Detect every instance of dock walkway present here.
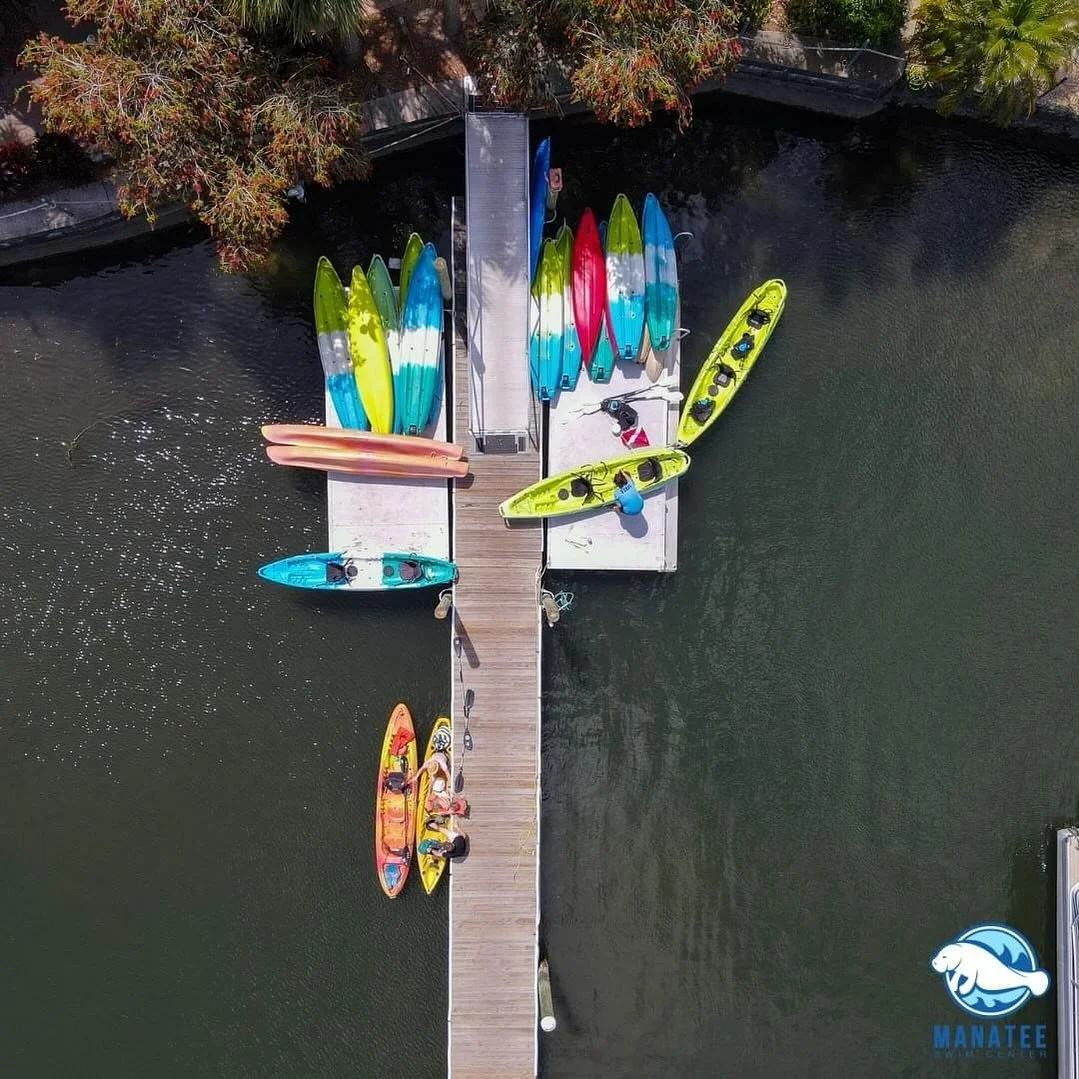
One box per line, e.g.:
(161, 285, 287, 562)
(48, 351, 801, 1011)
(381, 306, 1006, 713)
(448, 113, 542, 1079)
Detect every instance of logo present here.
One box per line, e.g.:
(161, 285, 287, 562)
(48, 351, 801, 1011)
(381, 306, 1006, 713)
(930, 923, 1050, 1018)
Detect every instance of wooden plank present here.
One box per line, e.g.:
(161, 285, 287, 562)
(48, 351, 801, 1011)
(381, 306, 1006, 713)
(448, 184, 542, 1079)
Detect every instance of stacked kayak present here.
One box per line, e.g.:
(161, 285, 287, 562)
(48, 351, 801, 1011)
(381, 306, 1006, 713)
(258, 550, 457, 591)
(398, 244, 444, 436)
(375, 703, 418, 898)
(529, 138, 551, 284)
(262, 424, 468, 479)
(314, 258, 367, 430)
(643, 194, 678, 355)
(605, 194, 646, 363)
(499, 446, 691, 520)
(676, 279, 787, 447)
(313, 240, 445, 439)
(530, 238, 564, 401)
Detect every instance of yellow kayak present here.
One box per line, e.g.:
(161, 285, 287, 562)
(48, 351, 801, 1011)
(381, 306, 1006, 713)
(676, 279, 787, 447)
(499, 446, 690, 520)
(415, 715, 452, 895)
(348, 266, 395, 434)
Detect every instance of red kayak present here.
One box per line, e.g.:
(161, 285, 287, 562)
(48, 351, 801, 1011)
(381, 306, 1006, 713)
(571, 209, 607, 369)
(261, 424, 464, 461)
(265, 444, 469, 479)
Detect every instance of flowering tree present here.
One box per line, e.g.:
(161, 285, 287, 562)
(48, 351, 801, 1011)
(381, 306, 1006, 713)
(470, 0, 741, 129)
(21, 0, 370, 271)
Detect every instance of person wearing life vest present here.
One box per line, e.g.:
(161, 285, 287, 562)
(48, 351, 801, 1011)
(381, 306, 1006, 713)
(612, 470, 644, 516)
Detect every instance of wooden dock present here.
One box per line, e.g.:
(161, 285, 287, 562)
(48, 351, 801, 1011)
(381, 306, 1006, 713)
(448, 114, 542, 1079)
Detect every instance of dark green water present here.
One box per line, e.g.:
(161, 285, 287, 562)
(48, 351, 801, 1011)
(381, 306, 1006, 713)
(2, 102, 1078, 1077)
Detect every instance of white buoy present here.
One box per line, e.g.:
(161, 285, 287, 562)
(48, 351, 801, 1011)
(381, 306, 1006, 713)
(538, 959, 556, 1033)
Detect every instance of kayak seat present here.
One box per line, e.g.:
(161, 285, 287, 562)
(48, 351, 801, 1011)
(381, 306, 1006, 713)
(714, 363, 737, 388)
(398, 560, 422, 582)
(690, 398, 715, 423)
(326, 561, 349, 583)
(384, 769, 407, 792)
(747, 308, 771, 329)
(570, 477, 594, 500)
(636, 458, 661, 483)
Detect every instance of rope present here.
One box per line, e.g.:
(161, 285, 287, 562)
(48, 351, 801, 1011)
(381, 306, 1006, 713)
(552, 591, 574, 612)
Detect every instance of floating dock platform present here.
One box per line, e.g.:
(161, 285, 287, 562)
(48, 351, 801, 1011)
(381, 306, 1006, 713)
(325, 359, 451, 560)
(448, 113, 542, 1079)
(547, 336, 681, 572)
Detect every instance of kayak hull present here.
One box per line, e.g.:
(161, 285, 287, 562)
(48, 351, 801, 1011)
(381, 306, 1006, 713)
(416, 716, 453, 894)
(257, 550, 457, 591)
(398, 244, 444, 436)
(529, 138, 551, 283)
(376, 703, 418, 898)
(676, 279, 787, 447)
(605, 195, 646, 363)
(261, 424, 464, 460)
(367, 254, 402, 433)
(266, 444, 468, 479)
(399, 232, 424, 309)
(529, 238, 564, 400)
(499, 446, 690, 519)
(348, 267, 395, 434)
(572, 209, 606, 369)
(314, 257, 368, 430)
(556, 224, 583, 391)
(643, 193, 678, 353)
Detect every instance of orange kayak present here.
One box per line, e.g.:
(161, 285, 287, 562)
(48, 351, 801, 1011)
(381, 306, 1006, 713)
(376, 703, 418, 898)
(265, 444, 469, 479)
(261, 424, 465, 461)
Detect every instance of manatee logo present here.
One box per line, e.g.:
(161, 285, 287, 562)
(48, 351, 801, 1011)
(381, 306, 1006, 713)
(930, 924, 1050, 1018)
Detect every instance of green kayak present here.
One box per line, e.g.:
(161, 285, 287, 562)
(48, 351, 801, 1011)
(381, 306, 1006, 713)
(499, 446, 690, 520)
(676, 279, 787, 447)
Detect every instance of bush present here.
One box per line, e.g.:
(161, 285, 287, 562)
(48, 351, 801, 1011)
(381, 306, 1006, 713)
(787, 0, 906, 46)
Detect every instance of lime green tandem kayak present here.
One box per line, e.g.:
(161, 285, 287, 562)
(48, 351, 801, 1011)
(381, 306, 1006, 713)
(676, 279, 787, 448)
(499, 446, 690, 520)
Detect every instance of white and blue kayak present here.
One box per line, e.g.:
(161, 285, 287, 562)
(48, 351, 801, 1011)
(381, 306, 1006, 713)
(314, 257, 367, 429)
(643, 193, 678, 352)
(529, 237, 564, 401)
(529, 137, 551, 284)
(555, 224, 582, 391)
(398, 244, 444, 436)
(605, 194, 646, 362)
(258, 550, 457, 591)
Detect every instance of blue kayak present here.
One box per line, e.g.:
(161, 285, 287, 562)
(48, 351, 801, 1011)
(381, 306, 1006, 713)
(397, 245, 444, 436)
(258, 551, 457, 591)
(642, 193, 678, 352)
(529, 137, 551, 284)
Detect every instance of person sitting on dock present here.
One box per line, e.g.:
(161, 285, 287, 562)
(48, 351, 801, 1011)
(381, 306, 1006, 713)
(418, 826, 469, 861)
(612, 471, 644, 517)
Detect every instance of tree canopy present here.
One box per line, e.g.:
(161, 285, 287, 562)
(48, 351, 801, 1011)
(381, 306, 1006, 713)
(469, 0, 742, 129)
(21, 0, 370, 271)
(913, 0, 1079, 125)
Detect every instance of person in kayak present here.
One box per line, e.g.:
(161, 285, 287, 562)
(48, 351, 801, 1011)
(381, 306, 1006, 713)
(409, 751, 451, 789)
(417, 827, 469, 861)
(612, 470, 644, 516)
(731, 331, 754, 359)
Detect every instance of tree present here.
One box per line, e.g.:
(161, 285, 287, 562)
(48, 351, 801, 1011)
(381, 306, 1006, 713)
(226, 0, 363, 43)
(913, 0, 1079, 125)
(21, 0, 370, 271)
(469, 0, 741, 130)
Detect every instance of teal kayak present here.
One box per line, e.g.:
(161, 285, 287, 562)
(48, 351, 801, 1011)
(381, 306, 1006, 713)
(258, 551, 457, 592)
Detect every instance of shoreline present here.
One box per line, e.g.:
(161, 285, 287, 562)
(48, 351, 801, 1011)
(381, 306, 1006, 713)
(2, 34, 1077, 270)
